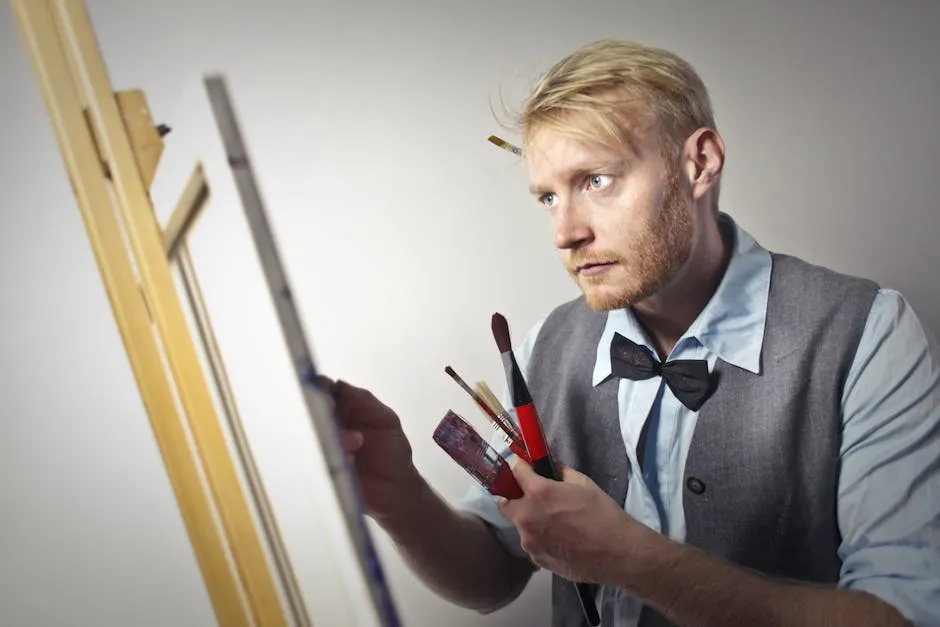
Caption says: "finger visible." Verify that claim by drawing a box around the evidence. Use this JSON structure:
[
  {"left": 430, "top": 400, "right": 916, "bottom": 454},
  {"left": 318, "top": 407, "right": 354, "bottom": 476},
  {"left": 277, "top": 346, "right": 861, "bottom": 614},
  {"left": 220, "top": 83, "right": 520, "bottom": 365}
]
[
  {"left": 556, "top": 460, "right": 575, "bottom": 480},
  {"left": 509, "top": 456, "right": 543, "bottom": 490},
  {"left": 495, "top": 496, "right": 513, "bottom": 519},
  {"left": 331, "top": 380, "right": 367, "bottom": 424},
  {"left": 316, "top": 374, "right": 338, "bottom": 397},
  {"left": 557, "top": 461, "right": 590, "bottom": 486},
  {"left": 340, "top": 428, "right": 364, "bottom": 453},
  {"left": 332, "top": 380, "right": 396, "bottom": 427}
]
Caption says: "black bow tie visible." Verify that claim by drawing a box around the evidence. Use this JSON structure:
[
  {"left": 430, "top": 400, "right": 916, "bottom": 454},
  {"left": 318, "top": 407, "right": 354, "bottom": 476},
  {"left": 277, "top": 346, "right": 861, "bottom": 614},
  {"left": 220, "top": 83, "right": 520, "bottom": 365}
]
[{"left": 609, "top": 332, "right": 714, "bottom": 411}]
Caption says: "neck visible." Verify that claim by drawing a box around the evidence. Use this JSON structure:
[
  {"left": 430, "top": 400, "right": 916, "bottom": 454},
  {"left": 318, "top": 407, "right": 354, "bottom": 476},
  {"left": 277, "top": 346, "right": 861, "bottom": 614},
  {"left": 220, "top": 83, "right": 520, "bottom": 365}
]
[{"left": 634, "top": 214, "right": 732, "bottom": 359}]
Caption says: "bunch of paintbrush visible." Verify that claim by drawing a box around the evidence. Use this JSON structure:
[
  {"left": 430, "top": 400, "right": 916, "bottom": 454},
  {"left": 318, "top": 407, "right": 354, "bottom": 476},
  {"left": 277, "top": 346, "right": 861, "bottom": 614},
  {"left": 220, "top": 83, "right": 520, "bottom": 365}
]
[
  {"left": 433, "top": 309, "right": 599, "bottom": 624},
  {"left": 443, "top": 366, "right": 529, "bottom": 463},
  {"left": 434, "top": 364, "right": 530, "bottom": 499}
]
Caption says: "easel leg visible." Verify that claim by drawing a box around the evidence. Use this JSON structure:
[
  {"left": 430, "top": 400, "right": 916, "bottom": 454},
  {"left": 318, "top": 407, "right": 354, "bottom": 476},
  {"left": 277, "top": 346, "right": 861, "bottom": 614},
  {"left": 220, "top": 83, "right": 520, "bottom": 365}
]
[{"left": 10, "top": 1, "right": 296, "bottom": 625}]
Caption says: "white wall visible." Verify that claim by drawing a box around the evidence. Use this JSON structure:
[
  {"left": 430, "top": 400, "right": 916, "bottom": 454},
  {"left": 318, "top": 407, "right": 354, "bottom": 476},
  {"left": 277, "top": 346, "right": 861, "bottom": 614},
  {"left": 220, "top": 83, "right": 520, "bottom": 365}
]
[{"left": 2, "top": 0, "right": 938, "bottom": 626}]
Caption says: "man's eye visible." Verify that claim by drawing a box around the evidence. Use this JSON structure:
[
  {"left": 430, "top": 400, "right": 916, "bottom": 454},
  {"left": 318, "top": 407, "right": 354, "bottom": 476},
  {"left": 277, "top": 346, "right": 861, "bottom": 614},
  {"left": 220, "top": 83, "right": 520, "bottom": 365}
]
[
  {"left": 540, "top": 193, "right": 557, "bottom": 207},
  {"left": 587, "top": 174, "right": 611, "bottom": 190}
]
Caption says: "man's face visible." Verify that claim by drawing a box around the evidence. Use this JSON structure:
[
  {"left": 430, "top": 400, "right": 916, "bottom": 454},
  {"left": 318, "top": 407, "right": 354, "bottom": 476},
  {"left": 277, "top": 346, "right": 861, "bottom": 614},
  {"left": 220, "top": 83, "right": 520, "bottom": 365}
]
[{"left": 525, "top": 122, "right": 694, "bottom": 311}]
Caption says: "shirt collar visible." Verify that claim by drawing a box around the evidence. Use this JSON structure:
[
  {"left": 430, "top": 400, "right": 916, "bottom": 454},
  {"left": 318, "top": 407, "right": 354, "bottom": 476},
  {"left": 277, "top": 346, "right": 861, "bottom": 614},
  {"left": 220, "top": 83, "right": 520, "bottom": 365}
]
[{"left": 592, "top": 212, "right": 771, "bottom": 386}]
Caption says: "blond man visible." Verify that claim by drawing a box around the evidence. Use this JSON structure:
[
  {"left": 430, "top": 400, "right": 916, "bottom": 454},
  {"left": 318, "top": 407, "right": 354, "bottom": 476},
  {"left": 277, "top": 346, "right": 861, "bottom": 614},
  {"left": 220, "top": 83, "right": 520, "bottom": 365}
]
[{"left": 329, "top": 39, "right": 939, "bottom": 626}]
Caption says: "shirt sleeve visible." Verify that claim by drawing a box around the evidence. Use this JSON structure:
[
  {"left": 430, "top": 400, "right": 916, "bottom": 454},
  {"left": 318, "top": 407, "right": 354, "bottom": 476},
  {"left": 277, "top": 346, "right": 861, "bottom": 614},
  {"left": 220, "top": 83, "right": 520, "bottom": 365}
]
[
  {"left": 837, "top": 288, "right": 940, "bottom": 626},
  {"left": 454, "top": 315, "right": 548, "bottom": 560}
]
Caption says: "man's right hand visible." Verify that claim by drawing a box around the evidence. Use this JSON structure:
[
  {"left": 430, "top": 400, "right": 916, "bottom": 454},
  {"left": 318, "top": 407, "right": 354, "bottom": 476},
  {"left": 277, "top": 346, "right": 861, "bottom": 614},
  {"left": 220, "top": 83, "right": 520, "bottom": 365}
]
[
  {"left": 320, "top": 376, "right": 420, "bottom": 521},
  {"left": 318, "top": 376, "right": 534, "bottom": 612}
]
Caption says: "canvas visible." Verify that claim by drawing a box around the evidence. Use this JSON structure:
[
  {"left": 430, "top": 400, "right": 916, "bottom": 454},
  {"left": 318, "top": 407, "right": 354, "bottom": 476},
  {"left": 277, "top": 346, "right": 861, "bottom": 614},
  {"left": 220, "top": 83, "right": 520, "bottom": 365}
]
[{"left": 149, "top": 73, "right": 401, "bottom": 627}]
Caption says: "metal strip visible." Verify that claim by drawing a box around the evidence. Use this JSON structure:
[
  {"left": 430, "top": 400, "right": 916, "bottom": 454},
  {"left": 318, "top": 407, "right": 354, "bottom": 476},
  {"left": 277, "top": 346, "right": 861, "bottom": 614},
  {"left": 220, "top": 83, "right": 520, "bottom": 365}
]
[{"left": 204, "top": 74, "right": 402, "bottom": 627}]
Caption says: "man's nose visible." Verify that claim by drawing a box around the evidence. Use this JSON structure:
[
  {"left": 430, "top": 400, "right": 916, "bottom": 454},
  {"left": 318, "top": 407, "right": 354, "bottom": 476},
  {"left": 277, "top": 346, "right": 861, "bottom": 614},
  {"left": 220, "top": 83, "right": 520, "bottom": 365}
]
[{"left": 553, "top": 198, "right": 593, "bottom": 250}]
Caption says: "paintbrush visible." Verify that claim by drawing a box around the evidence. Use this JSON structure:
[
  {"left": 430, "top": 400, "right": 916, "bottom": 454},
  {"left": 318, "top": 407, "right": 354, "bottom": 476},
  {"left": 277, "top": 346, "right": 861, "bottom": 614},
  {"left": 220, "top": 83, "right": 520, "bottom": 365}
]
[
  {"left": 490, "top": 313, "right": 557, "bottom": 478},
  {"left": 444, "top": 366, "right": 529, "bottom": 462},
  {"left": 490, "top": 312, "right": 601, "bottom": 627},
  {"left": 472, "top": 380, "right": 525, "bottom": 449},
  {"left": 487, "top": 135, "right": 522, "bottom": 156},
  {"left": 472, "top": 381, "right": 511, "bottom": 426},
  {"left": 433, "top": 410, "right": 523, "bottom": 500}
]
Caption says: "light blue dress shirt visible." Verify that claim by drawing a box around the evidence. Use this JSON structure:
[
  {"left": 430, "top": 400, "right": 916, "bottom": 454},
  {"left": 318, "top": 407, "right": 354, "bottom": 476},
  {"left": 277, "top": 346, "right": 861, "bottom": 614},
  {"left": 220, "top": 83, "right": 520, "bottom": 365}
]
[{"left": 458, "top": 215, "right": 940, "bottom": 626}]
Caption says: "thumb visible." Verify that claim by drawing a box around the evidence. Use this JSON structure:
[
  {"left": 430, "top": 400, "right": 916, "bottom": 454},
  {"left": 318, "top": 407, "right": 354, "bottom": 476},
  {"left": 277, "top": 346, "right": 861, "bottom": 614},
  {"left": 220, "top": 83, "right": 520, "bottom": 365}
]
[
  {"left": 557, "top": 461, "right": 592, "bottom": 486},
  {"left": 509, "top": 456, "right": 543, "bottom": 490}
]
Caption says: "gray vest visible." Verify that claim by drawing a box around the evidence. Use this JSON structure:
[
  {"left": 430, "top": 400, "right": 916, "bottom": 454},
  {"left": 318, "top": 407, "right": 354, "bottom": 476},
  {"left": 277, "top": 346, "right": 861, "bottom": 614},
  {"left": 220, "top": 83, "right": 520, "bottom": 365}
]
[{"left": 526, "top": 253, "right": 879, "bottom": 627}]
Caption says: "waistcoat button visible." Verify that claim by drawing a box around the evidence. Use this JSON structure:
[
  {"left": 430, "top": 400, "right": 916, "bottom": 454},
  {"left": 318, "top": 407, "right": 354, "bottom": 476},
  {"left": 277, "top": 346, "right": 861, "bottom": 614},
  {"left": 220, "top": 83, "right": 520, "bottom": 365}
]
[{"left": 686, "top": 476, "right": 706, "bottom": 495}]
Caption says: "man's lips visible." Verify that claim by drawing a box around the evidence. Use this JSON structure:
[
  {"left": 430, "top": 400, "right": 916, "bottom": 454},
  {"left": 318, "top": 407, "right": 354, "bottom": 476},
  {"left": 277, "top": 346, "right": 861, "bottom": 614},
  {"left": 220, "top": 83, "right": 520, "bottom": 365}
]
[{"left": 575, "top": 261, "right": 617, "bottom": 276}]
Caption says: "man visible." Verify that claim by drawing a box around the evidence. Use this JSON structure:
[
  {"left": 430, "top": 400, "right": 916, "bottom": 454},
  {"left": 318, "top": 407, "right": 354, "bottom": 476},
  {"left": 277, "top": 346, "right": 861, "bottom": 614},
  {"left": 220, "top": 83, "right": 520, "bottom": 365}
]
[{"left": 326, "top": 39, "right": 939, "bottom": 626}]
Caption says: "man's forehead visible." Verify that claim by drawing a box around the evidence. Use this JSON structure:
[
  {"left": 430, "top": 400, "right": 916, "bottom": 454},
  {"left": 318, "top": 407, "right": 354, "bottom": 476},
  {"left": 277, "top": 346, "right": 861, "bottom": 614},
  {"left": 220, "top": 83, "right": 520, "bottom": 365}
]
[{"left": 525, "top": 129, "right": 636, "bottom": 190}]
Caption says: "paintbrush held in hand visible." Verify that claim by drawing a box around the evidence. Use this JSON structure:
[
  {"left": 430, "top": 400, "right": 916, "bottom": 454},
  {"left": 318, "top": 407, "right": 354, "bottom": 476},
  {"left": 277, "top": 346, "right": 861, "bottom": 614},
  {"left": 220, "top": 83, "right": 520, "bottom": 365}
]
[
  {"left": 472, "top": 380, "right": 522, "bottom": 443},
  {"left": 444, "top": 365, "right": 529, "bottom": 462},
  {"left": 472, "top": 380, "right": 504, "bottom": 415},
  {"left": 432, "top": 410, "right": 523, "bottom": 500},
  {"left": 490, "top": 312, "right": 601, "bottom": 627},
  {"left": 490, "top": 313, "right": 557, "bottom": 477}
]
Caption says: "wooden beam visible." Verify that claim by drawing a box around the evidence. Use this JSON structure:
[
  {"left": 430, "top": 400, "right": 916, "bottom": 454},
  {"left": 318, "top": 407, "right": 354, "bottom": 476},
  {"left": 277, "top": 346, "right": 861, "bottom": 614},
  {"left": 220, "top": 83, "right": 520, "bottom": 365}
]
[
  {"left": 8, "top": 1, "right": 253, "bottom": 625},
  {"left": 116, "top": 89, "right": 165, "bottom": 189},
  {"left": 163, "top": 163, "right": 208, "bottom": 256},
  {"left": 46, "top": 1, "right": 289, "bottom": 624}
]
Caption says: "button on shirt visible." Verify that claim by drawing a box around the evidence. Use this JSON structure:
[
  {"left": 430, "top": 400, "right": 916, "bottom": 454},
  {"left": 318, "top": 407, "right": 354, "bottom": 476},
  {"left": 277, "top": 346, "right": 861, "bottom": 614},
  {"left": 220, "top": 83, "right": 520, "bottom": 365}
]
[{"left": 457, "top": 214, "right": 940, "bottom": 626}]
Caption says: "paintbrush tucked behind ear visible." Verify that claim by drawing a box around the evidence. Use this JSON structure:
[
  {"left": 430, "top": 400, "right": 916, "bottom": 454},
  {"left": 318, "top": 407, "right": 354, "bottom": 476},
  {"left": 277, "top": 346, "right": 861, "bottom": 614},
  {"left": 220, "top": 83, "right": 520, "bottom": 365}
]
[{"left": 487, "top": 135, "right": 522, "bottom": 156}]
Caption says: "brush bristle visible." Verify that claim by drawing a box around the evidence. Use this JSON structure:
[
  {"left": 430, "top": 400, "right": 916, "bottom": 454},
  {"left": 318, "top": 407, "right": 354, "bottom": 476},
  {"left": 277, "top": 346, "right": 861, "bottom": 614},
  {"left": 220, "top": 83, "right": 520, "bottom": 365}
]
[
  {"left": 474, "top": 381, "right": 506, "bottom": 415},
  {"left": 445, "top": 365, "right": 478, "bottom": 399},
  {"left": 491, "top": 312, "right": 512, "bottom": 353}
]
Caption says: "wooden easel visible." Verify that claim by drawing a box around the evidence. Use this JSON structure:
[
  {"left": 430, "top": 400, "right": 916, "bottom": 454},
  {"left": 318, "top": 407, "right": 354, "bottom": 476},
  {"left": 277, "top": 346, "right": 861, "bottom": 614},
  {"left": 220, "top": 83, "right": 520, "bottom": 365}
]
[{"left": 10, "top": 1, "right": 309, "bottom": 625}]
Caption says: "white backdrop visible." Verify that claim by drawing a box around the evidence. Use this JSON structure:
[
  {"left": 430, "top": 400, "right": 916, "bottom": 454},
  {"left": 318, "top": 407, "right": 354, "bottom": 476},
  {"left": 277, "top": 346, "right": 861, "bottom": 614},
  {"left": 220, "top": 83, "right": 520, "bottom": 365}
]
[{"left": 2, "top": 0, "right": 938, "bottom": 626}]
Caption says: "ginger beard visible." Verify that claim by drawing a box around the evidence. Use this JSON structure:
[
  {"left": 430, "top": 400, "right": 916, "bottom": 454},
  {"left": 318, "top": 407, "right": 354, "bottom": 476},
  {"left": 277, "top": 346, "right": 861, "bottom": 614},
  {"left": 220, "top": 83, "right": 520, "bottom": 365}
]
[{"left": 570, "top": 160, "right": 694, "bottom": 312}]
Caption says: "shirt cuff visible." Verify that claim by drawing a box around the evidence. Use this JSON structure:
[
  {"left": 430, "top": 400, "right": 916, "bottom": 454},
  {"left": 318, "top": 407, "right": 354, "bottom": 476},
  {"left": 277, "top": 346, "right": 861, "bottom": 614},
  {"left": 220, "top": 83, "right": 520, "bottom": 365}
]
[{"left": 454, "top": 484, "right": 531, "bottom": 561}]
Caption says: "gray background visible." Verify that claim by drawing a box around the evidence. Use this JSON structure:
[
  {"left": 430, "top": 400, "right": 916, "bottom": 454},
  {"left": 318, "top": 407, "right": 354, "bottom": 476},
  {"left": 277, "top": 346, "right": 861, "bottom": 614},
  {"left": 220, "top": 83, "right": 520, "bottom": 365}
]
[{"left": 1, "top": 0, "right": 937, "bottom": 625}]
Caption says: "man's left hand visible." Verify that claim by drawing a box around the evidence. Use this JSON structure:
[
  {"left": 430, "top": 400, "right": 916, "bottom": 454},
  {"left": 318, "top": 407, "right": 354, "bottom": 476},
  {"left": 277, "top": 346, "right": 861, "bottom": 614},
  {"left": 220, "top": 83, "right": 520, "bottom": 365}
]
[{"left": 496, "top": 458, "right": 637, "bottom": 585}]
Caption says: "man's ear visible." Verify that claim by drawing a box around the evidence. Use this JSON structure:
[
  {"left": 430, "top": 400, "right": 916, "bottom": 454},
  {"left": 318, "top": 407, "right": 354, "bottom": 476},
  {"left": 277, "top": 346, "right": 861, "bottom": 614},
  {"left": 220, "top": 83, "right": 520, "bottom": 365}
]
[{"left": 683, "top": 127, "right": 725, "bottom": 201}]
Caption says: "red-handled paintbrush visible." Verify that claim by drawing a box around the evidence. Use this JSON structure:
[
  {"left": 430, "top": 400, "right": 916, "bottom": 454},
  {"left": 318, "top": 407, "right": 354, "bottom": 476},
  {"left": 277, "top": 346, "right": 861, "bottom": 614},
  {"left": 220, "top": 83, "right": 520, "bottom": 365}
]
[{"left": 490, "top": 312, "right": 600, "bottom": 627}]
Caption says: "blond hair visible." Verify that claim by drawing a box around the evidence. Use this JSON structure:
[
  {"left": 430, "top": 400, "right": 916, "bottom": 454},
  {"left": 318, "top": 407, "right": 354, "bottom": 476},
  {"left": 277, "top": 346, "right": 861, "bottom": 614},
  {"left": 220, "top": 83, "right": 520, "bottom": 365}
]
[{"left": 516, "top": 39, "right": 716, "bottom": 164}]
